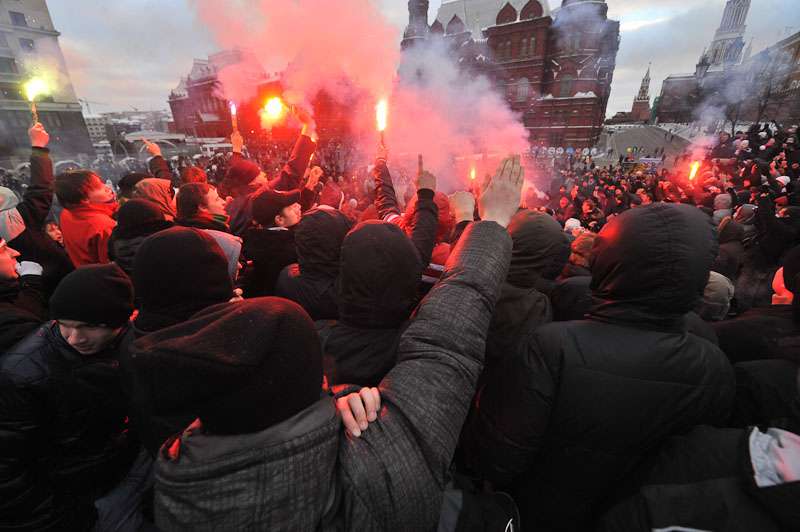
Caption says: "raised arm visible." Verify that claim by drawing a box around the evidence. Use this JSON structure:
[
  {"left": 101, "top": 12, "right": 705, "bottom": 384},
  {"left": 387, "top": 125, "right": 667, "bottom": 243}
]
[
  {"left": 348, "top": 156, "right": 522, "bottom": 527},
  {"left": 17, "top": 124, "right": 53, "bottom": 230},
  {"left": 269, "top": 107, "right": 317, "bottom": 191},
  {"left": 406, "top": 170, "right": 439, "bottom": 268},
  {"left": 144, "top": 140, "right": 173, "bottom": 182},
  {"left": 372, "top": 159, "right": 401, "bottom": 223}
]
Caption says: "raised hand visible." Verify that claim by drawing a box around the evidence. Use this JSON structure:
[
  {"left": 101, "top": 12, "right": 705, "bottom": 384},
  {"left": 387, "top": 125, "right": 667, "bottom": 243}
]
[
  {"left": 28, "top": 122, "right": 49, "bottom": 148},
  {"left": 143, "top": 139, "right": 162, "bottom": 157},
  {"left": 450, "top": 190, "right": 476, "bottom": 223},
  {"left": 478, "top": 155, "right": 524, "bottom": 228},
  {"left": 417, "top": 170, "right": 436, "bottom": 192}
]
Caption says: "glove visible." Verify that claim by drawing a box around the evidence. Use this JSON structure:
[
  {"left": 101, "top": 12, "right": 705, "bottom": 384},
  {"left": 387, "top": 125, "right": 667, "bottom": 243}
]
[{"left": 16, "top": 261, "right": 43, "bottom": 277}]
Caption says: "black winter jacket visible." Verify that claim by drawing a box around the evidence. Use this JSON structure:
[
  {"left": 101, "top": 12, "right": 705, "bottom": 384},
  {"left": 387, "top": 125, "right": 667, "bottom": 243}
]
[
  {"left": 0, "top": 275, "right": 47, "bottom": 353},
  {"left": 462, "top": 204, "right": 736, "bottom": 531},
  {"left": 241, "top": 227, "right": 296, "bottom": 298},
  {"left": 2, "top": 147, "right": 73, "bottom": 294},
  {"left": 0, "top": 322, "right": 137, "bottom": 531}
]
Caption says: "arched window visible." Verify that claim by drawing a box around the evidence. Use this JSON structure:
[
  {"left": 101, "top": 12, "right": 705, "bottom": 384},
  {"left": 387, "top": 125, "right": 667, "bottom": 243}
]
[
  {"left": 516, "top": 78, "right": 530, "bottom": 102},
  {"left": 521, "top": 38, "right": 528, "bottom": 57},
  {"left": 506, "top": 40, "right": 513, "bottom": 59},
  {"left": 529, "top": 36, "right": 537, "bottom": 56}
]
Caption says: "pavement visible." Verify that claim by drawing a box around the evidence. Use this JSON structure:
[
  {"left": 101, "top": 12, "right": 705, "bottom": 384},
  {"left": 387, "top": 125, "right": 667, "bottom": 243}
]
[{"left": 596, "top": 125, "right": 691, "bottom": 165}]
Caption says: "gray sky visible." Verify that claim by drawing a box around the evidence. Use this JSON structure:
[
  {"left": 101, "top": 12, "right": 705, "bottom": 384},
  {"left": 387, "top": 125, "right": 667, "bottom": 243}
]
[{"left": 48, "top": 0, "right": 798, "bottom": 117}]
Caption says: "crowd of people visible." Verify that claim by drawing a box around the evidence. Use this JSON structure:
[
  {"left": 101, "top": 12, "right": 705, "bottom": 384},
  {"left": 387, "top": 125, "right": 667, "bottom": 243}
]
[{"left": 1, "top": 109, "right": 799, "bottom": 532}]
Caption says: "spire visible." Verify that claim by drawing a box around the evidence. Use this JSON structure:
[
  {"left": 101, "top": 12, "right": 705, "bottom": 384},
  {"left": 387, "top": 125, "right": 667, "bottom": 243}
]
[
  {"left": 707, "top": 0, "right": 750, "bottom": 67},
  {"left": 636, "top": 64, "right": 651, "bottom": 102}
]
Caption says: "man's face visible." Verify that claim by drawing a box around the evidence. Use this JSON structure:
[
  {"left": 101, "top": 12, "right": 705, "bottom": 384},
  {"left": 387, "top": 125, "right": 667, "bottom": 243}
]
[
  {"left": 86, "top": 175, "right": 115, "bottom": 204},
  {"left": 559, "top": 197, "right": 569, "bottom": 209},
  {"left": 58, "top": 320, "right": 122, "bottom": 355},
  {"left": 0, "top": 241, "right": 20, "bottom": 280},
  {"left": 582, "top": 201, "right": 593, "bottom": 214},
  {"left": 719, "top": 133, "right": 730, "bottom": 144},
  {"left": 275, "top": 202, "right": 302, "bottom": 228},
  {"left": 45, "top": 223, "right": 63, "bottom": 245},
  {"left": 203, "top": 188, "right": 227, "bottom": 217}
]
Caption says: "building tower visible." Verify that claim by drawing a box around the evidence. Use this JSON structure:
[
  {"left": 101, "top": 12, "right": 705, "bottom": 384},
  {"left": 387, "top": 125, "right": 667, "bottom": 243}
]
[
  {"left": 706, "top": 0, "right": 750, "bottom": 68},
  {"left": 630, "top": 65, "right": 652, "bottom": 122},
  {"left": 401, "top": 0, "right": 430, "bottom": 50}
]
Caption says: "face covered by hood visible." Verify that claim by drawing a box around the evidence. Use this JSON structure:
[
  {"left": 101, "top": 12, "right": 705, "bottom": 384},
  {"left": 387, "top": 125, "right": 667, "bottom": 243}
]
[
  {"left": 506, "top": 210, "right": 570, "bottom": 290},
  {"left": 338, "top": 221, "right": 422, "bottom": 329},
  {"left": 135, "top": 178, "right": 176, "bottom": 221},
  {"left": 590, "top": 203, "right": 718, "bottom": 330},
  {"left": 294, "top": 207, "right": 353, "bottom": 280}
]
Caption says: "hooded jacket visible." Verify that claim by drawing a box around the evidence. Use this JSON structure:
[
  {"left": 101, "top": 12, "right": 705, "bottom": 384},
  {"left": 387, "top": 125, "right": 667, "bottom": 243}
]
[
  {"left": 713, "top": 217, "right": 745, "bottom": 281},
  {"left": 134, "top": 178, "right": 176, "bottom": 221},
  {"left": 0, "top": 322, "right": 136, "bottom": 531},
  {"left": 141, "top": 222, "right": 511, "bottom": 531},
  {"left": 462, "top": 203, "right": 736, "bottom": 531},
  {"left": 1, "top": 148, "right": 73, "bottom": 294},
  {"left": 484, "top": 210, "right": 568, "bottom": 384},
  {"left": 60, "top": 201, "right": 118, "bottom": 267},
  {"left": 276, "top": 207, "right": 353, "bottom": 320},
  {"left": 318, "top": 218, "right": 433, "bottom": 387}
]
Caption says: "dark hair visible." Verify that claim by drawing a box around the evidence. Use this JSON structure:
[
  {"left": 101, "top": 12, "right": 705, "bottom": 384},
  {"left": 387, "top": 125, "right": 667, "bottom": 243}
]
[
  {"left": 55, "top": 170, "right": 100, "bottom": 208},
  {"left": 180, "top": 166, "right": 207, "bottom": 185},
  {"left": 177, "top": 182, "right": 211, "bottom": 219},
  {"left": 118, "top": 172, "right": 149, "bottom": 199}
]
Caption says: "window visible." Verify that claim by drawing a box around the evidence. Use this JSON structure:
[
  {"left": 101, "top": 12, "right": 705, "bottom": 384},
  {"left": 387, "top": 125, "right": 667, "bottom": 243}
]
[
  {"left": 521, "top": 38, "right": 528, "bottom": 57},
  {"left": 9, "top": 11, "right": 27, "bottom": 27},
  {"left": 529, "top": 36, "right": 536, "bottom": 56},
  {"left": 0, "top": 57, "right": 17, "bottom": 73},
  {"left": 19, "top": 38, "right": 35, "bottom": 52},
  {"left": 560, "top": 75, "right": 574, "bottom": 97},
  {"left": 516, "top": 78, "right": 530, "bottom": 102}
]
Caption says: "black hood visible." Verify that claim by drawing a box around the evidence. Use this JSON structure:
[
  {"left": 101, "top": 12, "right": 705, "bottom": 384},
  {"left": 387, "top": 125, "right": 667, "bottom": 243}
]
[
  {"left": 506, "top": 210, "right": 570, "bottom": 289},
  {"left": 718, "top": 217, "right": 745, "bottom": 244},
  {"left": 590, "top": 203, "right": 718, "bottom": 330},
  {"left": 295, "top": 207, "right": 353, "bottom": 279},
  {"left": 338, "top": 221, "right": 422, "bottom": 329}
]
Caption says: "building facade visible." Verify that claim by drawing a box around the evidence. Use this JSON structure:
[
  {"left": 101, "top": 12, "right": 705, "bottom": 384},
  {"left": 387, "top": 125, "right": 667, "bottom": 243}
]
[
  {"left": 656, "top": 0, "right": 799, "bottom": 127},
  {"left": 83, "top": 114, "right": 108, "bottom": 143},
  {"left": 629, "top": 66, "right": 651, "bottom": 123},
  {"left": 0, "top": 0, "right": 92, "bottom": 163},
  {"left": 417, "top": 0, "right": 619, "bottom": 149}
]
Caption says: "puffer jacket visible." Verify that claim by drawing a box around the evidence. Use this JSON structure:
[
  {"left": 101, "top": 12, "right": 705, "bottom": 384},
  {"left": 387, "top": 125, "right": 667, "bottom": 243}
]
[
  {"left": 0, "top": 322, "right": 137, "bottom": 531},
  {"left": 462, "top": 203, "right": 736, "bottom": 532},
  {"left": 0, "top": 275, "right": 47, "bottom": 353},
  {"left": 600, "top": 426, "right": 800, "bottom": 532},
  {"left": 151, "top": 221, "right": 512, "bottom": 531}
]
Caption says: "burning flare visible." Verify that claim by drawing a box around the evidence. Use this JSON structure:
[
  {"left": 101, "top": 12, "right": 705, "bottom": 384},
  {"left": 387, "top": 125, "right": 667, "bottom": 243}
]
[
  {"left": 23, "top": 78, "right": 50, "bottom": 102},
  {"left": 264, "top": 97, "right": 285, "bottom": 121},
  {"left": 375, "top": 99, "right": 388, "bottom": 132},
  {"left": 688, "top": 161, "right": 701, "bottom": 181},
  {"left": 229, "top": 102, "right": 238, "bottom": 131},
  {"left": 470, "top": 167, "right": 476, "bottom": 181}
]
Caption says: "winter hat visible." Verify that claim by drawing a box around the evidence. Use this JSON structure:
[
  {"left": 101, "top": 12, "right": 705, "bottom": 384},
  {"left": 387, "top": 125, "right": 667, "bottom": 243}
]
[
  {"left": 224, "top": 159, "right": 261, "bottom": 188},
  {"left": 128, "top": 298, "right": 322, "bottom": 435},
  {"left": 564, "top": 218, "right": 582, "bottom": 233},
  {"left": 118, "top": 172, "right": 149, "bottom": 199},
  {"left": 133, "top": 227, "right": 233, "bottom": 331},
  {"left": 777, "top": 176, "right": 791, "bottom": 188},
  {"left": 713, "top": 193, "right": 732, "bottom": 211},
  {"left": 319, "top": 181, "right": 344, "bottom": 209},
  {"left": 339, "top": 221, "right": 421, "bottom": 329},
  {"left": 0, "top": 187, "right": 19, "bottom": 212},
  {"left": 734, "top": 204, "right": 757, "bottom": 225},
  {"left": 696, "top": 271, "right": 734, "bottom": 321},
  {"left": 781, "top": 245, "right": 800, "bottom": 295},
  {"left": 251, "top": 187, "right": 302, "bottom": 227},
  {"left": 50, "top": 264, "right": 133, "bottom": 327},
  {"left": 115, "top": 199, "right": 173, "bottom": 240},
  {"left": 507, "top": 209, "right": 570, "bottom": 288}
]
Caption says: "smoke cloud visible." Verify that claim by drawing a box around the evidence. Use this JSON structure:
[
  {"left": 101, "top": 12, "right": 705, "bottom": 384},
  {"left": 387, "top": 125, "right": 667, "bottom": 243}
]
[{"left": 189, "top": 0, "right": 529, "bottom": 191}]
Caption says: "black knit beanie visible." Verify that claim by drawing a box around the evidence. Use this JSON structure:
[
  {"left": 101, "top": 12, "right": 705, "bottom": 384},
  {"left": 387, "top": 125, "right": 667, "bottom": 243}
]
[
  {"left": 129, "top": 298, "right": 322, "bottom": 435},
  {"left": 50, "top": 264, "right": 134, "bottom": 327},
  {"left": 133, "top": 227, "right": 233, "bottom": 330}
]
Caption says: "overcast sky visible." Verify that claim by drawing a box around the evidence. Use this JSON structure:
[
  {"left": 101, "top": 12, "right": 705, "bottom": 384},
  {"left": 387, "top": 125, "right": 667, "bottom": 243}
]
[{"left": 48, "top": 0, "right": 798, "bottom": 117}]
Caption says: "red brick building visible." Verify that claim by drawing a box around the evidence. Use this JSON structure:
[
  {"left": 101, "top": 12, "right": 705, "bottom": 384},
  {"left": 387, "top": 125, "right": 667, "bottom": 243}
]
[{"left": 413, "top": 0, "right": 620, "bottom": 149}]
